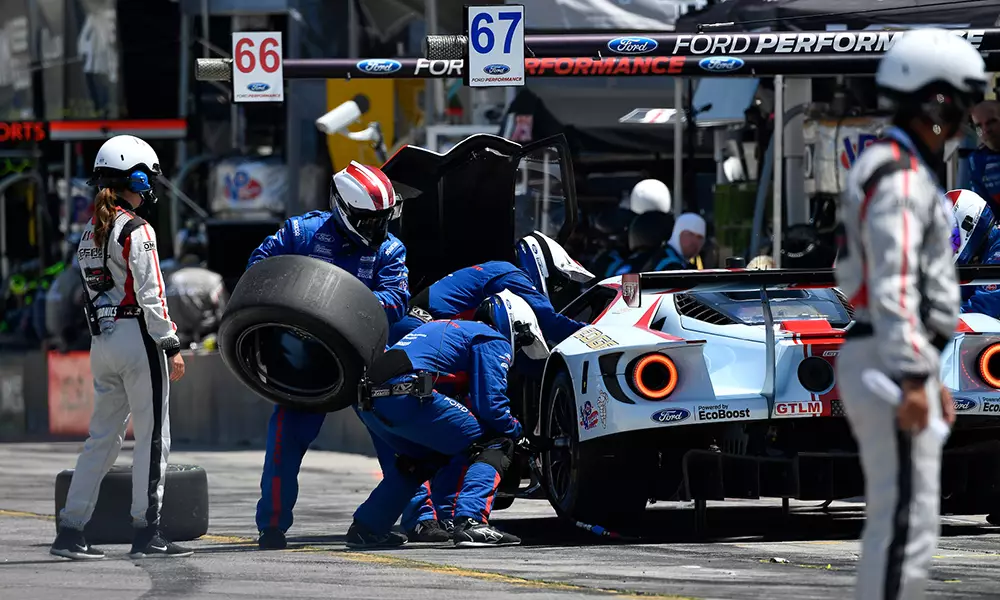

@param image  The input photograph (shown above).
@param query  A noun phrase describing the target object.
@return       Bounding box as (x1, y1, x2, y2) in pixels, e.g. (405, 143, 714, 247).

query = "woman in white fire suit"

(50, 135, 190, 560)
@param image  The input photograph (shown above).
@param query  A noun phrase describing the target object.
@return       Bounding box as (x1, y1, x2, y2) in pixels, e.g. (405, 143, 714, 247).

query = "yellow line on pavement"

(1, 508, 697, 599)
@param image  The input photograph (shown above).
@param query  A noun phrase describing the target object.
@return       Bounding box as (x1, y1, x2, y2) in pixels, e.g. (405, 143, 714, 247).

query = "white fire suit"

(835, 126, 959, 600)
(59, 205, 180, 531)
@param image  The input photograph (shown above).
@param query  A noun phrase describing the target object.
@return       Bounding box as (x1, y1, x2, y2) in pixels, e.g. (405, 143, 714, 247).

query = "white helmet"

(516, 230, 594, 306)
(629, 179, 672, 214)
(89, 135, 162, 204)
(474, 289, 550, 362)
(875, 29, 987, 130)
(948, 188, 995, 264)
(330, 161, 400, 249)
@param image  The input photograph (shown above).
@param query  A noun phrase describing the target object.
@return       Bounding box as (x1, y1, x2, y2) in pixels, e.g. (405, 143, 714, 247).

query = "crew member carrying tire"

(386, 232, 593, 540)
(50, 135, 191, 561)
(251, 161, 410, 551)
(835, 29, 986, 599)
(350, 291, 549, 548)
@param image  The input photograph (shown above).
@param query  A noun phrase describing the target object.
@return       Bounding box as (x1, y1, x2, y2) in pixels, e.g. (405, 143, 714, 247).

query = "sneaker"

(452, 517, 521, 547)
(129, 530, 194, 559)
(345, 521, 407, 549)
(258, 527, 287, 550)
(406, 519, 451, 543)
(439, 518, 455, 534)
(50, 528, 105, 560)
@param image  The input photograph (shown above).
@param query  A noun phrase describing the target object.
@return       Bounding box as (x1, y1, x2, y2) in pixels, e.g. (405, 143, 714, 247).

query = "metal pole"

(348, 0, 360, 57)
(285, 10, 301, 217)
(175, 13, 192, 258)
(714, 128, 724, 184)
(230, 15, 241, 151)
(426, 0, 444, 127)
(773, 75, 784, 268)
(201, 0, 210, 59)
(673, 78, 684, 218)
(685, 78, 696, 212)
(62, 142, 71, 257)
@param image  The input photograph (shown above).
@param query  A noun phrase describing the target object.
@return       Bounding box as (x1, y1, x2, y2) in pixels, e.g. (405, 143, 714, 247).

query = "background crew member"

(646, 212, 706, 271)
(969, 100, 1000, 211)
(949, 188, 1000, 318)
(51, 135, 190, 560)
(835, 29, 986, 600)
(251, 161, 409, 550)
(350, 291, 548, 548)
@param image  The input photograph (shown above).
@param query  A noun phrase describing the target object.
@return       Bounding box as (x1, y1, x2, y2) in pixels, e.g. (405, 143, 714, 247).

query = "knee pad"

(468, 437, 515, 475)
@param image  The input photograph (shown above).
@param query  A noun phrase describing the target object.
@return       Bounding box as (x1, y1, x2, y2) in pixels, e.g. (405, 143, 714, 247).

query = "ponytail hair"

(92, 188, 118, 248)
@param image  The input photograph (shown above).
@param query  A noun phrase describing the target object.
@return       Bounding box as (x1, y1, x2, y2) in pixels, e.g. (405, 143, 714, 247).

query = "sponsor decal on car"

(953, 397, 977, 412)
(597, 389, 609, 429)
(698, 56, 744, 72)
(774, 401, 822, 417)
(650, 407, 690, 425)
(356, 59, 402, 74)
(580, 400, 600, 431)
(982, 399, 1000, 414)
(572, 327, 617, 350)
(607, 36, 658, 55)
(525, 56, 685, 76)
(697, 403, 752, 422)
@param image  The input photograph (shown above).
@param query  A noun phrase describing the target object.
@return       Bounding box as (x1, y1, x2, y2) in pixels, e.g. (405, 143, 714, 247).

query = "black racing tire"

(219, 255, 389, 413)
(541, 371, 650, 524)
(54, 464, 209, 545)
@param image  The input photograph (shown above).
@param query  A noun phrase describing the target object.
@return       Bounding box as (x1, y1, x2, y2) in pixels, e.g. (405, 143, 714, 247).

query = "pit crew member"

(646, 212, 707, 271)
(349, 291, 549, 548)
(250, 161, 409, 550)
(835, 29, 985, 600)
(969, 100, 1000, 211)
(949, 188, 1000, 318)
(52, 135, 191, 560)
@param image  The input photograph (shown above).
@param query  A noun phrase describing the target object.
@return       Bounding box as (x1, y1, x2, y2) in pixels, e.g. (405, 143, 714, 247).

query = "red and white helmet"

(947, 188, 994, 263)
(330, 161, 399, 248)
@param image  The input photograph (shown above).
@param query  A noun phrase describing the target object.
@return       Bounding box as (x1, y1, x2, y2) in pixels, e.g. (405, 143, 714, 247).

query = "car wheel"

(55, 464, 209, 544)
(541, 370, 649, 524)
(218, 255, 388, 413)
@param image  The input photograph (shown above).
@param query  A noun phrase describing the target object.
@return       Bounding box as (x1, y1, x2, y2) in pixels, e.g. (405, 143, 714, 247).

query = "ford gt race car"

(510, 268, 1000, 525)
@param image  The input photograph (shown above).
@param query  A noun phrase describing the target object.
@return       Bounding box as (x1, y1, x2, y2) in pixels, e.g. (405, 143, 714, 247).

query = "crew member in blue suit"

(969, 100, 1000, 212)
(251, 161, 409, 550)
(950, 188, 1000, 318)
(648, 212, 706, 271)
(349, 291, 550, 548)
(390, 231, 593, 347)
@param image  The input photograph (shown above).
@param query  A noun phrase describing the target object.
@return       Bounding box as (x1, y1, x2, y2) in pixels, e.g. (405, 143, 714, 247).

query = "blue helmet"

(473, 289, 550, 363)
(516, 231, 595, 300)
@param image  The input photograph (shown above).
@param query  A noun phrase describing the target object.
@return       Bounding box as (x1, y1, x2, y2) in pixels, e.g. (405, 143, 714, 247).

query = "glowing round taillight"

(978, 344, 1000, 389)
(630, 354, 678, 400)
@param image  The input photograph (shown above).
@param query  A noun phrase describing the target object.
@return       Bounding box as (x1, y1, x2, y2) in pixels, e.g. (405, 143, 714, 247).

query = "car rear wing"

(622, 265, 1000, 308)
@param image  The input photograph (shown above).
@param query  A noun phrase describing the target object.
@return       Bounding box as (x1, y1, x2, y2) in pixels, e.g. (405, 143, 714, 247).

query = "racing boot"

(345, 520, 407, 549)
(128, 525, 194, 559)
(406, 519, 451, 542)
(452, 517, 521, 547)
(258, 527, 287, 550)
(50, 527, 105, 560)
(439, 518, 455, 535)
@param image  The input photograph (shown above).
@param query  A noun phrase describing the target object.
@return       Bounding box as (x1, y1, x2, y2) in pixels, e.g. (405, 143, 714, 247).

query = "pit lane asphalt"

(3, 443, 1000, 599)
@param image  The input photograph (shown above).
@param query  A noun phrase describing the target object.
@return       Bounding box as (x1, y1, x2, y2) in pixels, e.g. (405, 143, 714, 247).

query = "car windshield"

(688, 288, 852, 327)
(515, 145, 566, 239)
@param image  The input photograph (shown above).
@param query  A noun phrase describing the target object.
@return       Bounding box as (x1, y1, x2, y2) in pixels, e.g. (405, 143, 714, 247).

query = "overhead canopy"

(676, 0, 1000, 32)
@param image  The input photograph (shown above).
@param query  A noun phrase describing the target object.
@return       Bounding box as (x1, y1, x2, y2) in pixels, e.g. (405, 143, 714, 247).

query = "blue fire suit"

(389, 261, 587, 347)
(251, 210, 411, 533)
(353, 320, 521, 534)
(961, 223, 1000, 319)
(969, 146, 1000, 214)
(648, 244, 691, 272)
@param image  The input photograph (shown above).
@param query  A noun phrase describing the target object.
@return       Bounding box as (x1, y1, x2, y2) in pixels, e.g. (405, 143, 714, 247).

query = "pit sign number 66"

(465, 5, 525, 88)
(232, 32, 284, 103)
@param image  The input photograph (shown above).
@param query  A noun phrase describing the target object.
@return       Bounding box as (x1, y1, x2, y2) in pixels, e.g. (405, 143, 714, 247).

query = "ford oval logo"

(483, 63, 511, 75)
(698, 56, 745, 73)
(247, 82, 270, 92)
(651, 408, 690, 425)
(607, 36, 658, 55)
(954, 397, 977, 412)
(356, 59, 402, 74)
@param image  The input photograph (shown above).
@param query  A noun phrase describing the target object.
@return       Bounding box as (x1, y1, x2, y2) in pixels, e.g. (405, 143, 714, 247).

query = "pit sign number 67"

(232, 31, 284, 103)
(465, 5, 525, 88)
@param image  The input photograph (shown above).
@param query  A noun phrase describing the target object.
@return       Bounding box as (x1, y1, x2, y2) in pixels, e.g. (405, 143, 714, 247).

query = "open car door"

(382, 133, 578, 295)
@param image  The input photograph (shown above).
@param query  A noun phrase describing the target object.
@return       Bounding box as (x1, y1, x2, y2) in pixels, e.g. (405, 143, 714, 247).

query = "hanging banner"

(0, 1, 34, 120)
(47, 350, 134, 438)
(209, 156, 289, 215)
(803, 117, 890, 196)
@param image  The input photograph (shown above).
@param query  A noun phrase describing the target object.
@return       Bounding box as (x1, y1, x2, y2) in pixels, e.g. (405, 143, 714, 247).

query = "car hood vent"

(674, 293, 736, 326)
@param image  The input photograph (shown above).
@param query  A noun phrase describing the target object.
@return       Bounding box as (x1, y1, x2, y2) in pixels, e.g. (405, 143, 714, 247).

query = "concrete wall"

(0, 349, 375, 457)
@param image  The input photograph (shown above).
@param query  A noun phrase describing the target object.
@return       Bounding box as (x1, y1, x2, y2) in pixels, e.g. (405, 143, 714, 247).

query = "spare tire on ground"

(54, 464, 209, 544)
(218, 254, 388, 413)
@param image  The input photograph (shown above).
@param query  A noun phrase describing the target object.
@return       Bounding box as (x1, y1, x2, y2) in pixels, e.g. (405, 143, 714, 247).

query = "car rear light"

(798, 357, 835, 393)
(629, 353, 678, 400)
(978, 343, 1000, 389)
